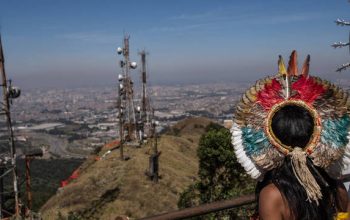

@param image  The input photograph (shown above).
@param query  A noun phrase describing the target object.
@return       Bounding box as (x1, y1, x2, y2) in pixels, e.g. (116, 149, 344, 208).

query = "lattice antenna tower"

(333, 12, 350, 72)
(0, 34, 21, 218)
(116, 35, 139, 159)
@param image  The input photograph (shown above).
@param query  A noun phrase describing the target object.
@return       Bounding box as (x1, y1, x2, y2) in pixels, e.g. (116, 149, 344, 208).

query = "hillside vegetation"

(40, 117, 213, 219)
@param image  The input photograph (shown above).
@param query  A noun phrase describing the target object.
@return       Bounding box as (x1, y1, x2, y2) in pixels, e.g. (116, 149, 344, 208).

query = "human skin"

(259, 181, 349, 220)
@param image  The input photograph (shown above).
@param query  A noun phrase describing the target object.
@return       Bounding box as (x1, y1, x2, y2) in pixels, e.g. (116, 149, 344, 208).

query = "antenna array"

(333, 10, 350, 72)
(116, 36, 157, 167)
(117, 35, 139, 159)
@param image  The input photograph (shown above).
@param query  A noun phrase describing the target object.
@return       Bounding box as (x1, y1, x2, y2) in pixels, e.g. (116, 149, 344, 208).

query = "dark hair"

(271, 105, 314, 148)
(256, 104, 338, 219)
(256, 158, 337, 220)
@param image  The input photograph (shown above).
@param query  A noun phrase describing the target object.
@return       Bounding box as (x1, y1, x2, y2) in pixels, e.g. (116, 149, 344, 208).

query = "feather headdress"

(231, 51, 350, 203)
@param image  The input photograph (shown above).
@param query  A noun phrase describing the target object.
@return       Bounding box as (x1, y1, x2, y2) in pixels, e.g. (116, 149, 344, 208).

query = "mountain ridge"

(40, 117, 214, 219)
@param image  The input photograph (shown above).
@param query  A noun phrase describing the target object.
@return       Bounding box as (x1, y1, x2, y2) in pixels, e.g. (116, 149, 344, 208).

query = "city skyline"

(1, 0, 350, 89)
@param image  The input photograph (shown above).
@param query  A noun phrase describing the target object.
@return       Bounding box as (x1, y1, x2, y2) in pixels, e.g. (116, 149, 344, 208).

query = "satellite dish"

(119, 84, 124, 90)
(136, 106, 141, 112)
(129, 62, 137, 69)
(117, 47, 123, 55)
(118, 74, 123, 81)
(8, 87, 21, 99)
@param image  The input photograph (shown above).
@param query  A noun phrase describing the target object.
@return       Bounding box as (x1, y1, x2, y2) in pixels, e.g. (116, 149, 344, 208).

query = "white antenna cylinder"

(117, 47, 123, 54)
(129, 62, 137, 69)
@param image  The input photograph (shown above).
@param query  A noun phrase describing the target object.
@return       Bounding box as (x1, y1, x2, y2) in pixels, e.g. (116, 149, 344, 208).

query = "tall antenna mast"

(138, 50, 154, 141)
(138, 50, 149, 142)
(139, 52, 159, 181)
(140, 50, 147, 123)
(0, 34, 21, 218)
(116, 35, 139, 158)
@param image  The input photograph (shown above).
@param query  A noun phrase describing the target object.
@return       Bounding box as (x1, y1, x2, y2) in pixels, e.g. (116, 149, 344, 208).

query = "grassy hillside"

(40, 117, 213, 219)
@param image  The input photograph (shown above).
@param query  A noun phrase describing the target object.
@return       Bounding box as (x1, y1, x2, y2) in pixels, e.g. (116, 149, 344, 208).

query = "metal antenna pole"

(152, 111, 159, 183)
(25, 156, 32, 214)
(140, 50, 147, 122)
(0, 34, 20, 217)
(139, 50, 148, 141)
(138, 50, 154, 139)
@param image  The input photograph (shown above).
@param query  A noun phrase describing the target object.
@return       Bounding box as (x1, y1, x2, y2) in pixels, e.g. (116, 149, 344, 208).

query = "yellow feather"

(278, 55, 288, 76)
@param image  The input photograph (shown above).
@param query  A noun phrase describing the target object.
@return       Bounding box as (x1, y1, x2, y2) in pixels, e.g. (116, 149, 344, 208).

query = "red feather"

(257, 79, 284, 111)
(291, 76, 325, 104)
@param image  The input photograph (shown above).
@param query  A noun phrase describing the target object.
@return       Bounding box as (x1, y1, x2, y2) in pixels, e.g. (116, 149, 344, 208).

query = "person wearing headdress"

(231, 51, 350, 220)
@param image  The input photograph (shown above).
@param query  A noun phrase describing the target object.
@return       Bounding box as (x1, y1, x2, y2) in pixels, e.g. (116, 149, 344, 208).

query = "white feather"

(232, 138, 242, 146)
(235, 148, 244, 155)
(231, 123, 262, 179)
(251, 169, 261, 179)
(232, 129, 242, 135)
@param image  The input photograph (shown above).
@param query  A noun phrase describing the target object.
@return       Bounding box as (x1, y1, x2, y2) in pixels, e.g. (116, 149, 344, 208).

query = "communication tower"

(116, 35, 139, 159)
(0, 35, 21, 218)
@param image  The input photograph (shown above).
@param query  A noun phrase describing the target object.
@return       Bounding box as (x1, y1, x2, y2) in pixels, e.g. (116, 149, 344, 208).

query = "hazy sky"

(0, 0, 350, 89)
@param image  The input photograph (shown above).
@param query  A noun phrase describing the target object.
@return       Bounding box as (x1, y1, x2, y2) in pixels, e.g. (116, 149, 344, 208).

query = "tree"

(178, 123, 255, 219)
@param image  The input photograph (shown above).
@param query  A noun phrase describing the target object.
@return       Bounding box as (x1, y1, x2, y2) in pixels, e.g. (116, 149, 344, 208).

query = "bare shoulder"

(260, 183, 282, 200)
(259, 183, 285, 220)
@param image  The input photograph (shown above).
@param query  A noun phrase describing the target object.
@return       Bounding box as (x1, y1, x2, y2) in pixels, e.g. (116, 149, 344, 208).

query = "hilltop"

(40, 117, 214, 219)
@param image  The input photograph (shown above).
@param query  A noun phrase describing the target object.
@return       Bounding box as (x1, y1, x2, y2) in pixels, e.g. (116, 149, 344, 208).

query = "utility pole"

(116, 35, 139, 159)
(0, 34, 21, 218)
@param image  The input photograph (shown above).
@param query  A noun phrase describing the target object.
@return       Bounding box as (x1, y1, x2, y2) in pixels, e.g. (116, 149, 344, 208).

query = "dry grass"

(40, 117, 212, 219)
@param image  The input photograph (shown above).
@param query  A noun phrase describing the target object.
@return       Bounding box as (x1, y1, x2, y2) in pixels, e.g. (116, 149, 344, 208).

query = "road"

(20, 132, 86, 159)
